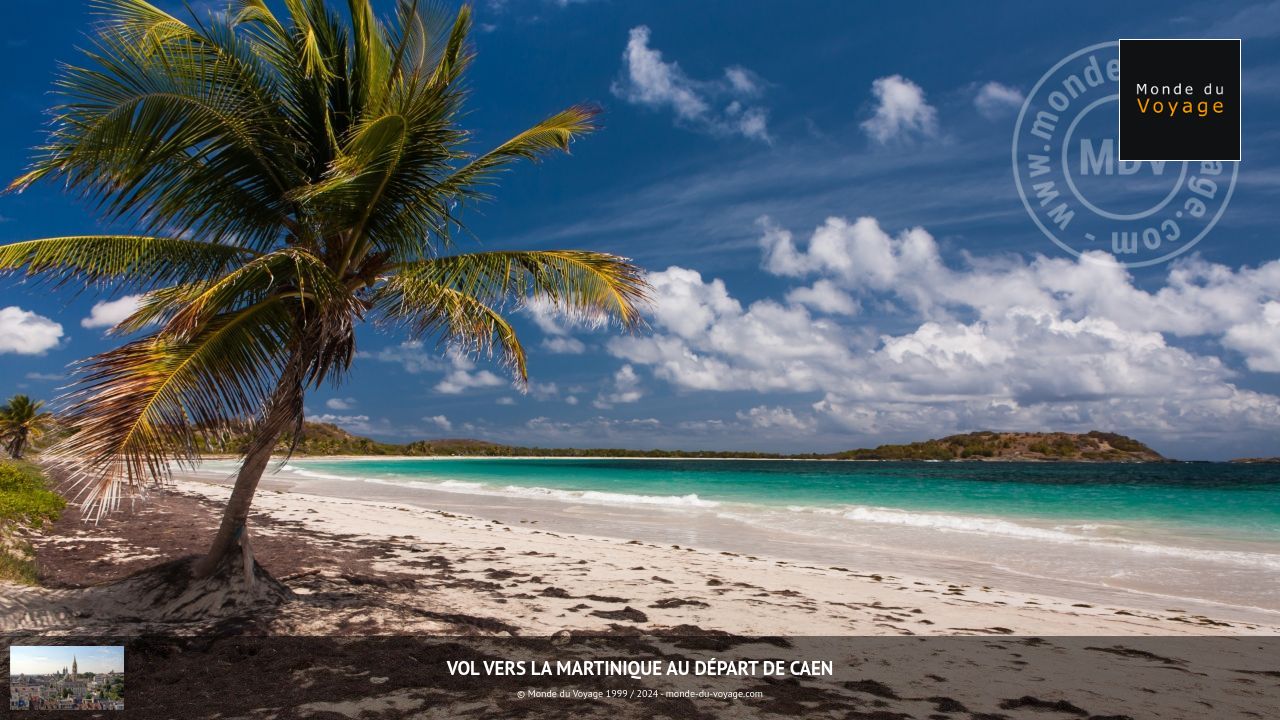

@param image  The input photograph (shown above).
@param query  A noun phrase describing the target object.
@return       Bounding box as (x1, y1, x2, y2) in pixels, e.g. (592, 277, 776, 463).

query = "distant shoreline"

(201, 427, 1175, 462)
(199, 454, 1189, 463)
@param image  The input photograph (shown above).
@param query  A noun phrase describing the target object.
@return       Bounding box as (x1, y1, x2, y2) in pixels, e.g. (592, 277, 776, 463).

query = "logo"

(1119, 39, 1241, 161)
(1013, 42, 1238, 268)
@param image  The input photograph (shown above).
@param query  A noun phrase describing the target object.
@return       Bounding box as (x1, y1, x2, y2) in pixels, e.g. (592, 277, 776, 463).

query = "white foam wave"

(274, 463, 718, 508)
(258, 462, 1277, 569)
(497, 484, 718, 508)
(785, 504, 1280, 570)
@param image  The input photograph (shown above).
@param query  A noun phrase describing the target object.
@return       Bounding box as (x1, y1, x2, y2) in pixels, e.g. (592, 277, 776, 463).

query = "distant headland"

(199, 425, 1168, 462)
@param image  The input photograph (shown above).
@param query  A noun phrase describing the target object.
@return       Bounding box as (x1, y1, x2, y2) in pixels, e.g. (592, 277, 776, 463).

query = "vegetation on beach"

(0, 0, 649, 589)
(0, 460, 65, 583)
(832, 431, 1164, 462)
(200, 422, 1166, 462)
(0, 394, 56, 459)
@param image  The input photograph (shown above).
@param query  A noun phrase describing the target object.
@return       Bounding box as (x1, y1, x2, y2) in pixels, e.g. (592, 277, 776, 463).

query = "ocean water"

(219, 458, 1280, 614)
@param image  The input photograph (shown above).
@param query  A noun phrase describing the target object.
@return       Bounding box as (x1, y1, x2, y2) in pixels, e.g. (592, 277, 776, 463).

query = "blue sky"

(3, 1, 1280, 459)
(9, 645, 123, 675)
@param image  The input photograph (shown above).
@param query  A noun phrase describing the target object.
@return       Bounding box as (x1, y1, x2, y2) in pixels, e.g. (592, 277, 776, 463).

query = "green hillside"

(197, 424, 1163, 462)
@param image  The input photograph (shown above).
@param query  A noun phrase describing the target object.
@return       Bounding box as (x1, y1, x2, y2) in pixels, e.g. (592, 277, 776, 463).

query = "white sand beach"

(158, 470, 1280, 636)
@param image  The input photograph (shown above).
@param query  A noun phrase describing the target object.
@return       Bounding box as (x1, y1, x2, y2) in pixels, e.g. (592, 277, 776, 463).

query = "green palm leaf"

(0, 235, 256, 292)
(53, 299, 299, 517)
(8, 0, 653, 542)
(375, 250, 647, 383)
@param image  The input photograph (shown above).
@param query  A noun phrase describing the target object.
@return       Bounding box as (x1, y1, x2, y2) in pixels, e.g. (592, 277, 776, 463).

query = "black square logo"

(1119, 39, 1240, 161)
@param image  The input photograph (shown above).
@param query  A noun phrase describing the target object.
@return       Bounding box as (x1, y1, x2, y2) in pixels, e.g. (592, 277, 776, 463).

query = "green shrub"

(0, 461, 64, 584)
(0, 461, 65, 529)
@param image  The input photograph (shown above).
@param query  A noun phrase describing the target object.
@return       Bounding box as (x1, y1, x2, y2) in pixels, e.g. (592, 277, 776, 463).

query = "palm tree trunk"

(11, 431, 26, 459)
(191, 348, 307, 579)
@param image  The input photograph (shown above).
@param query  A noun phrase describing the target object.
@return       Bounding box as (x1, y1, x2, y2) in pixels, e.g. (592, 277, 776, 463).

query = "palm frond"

(153, 247, 353, 340)
(11, 1, 301, 248)
(389, 250, 648, 324)
(374, 250, 648, 382)
(438, 104, 600, 199)
(51, 299, 299, 517)
(10, 0, 653, 520)
(377, 281, 527, 381)
(0, 235, 256, 292)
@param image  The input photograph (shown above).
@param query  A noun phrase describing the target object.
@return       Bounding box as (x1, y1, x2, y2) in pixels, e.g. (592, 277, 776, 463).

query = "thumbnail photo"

(8, 646, 123, 711)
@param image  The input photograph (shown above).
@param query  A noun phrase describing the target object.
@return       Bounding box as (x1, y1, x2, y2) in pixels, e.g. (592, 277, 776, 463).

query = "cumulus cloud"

(608, 217, 1280, 448)
(530, 382, 560, 401)
(366, 341, 508, 394)
(525, 297, 596, 354)
(0, 307, 63, 355)
(325, 397, 356, 410)
(435, 351, 506, 394)
(522, 415, 664, 444)
(974, 81, 1024, 119)
(736, 405, 816, 431)
(1222, 302, 1280, 371)
(307, 413, 372, 432)
(785, 279, 859, 315)
(81, 295, 143, 329)
(364, 340, 445, 374)
(612, 25, 771, 141)
(861, 75, 938, 143)
(425, 414, 453, 432)
(305, 412, 436, 438)
(594, 364, 645, 408)
(608, 266, 853, 393)
(543, 337, 586, 354)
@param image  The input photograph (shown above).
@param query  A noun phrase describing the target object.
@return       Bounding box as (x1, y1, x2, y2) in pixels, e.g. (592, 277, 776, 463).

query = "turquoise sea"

(286, 458, 1280, 542)
(222, 457, 1280, 613)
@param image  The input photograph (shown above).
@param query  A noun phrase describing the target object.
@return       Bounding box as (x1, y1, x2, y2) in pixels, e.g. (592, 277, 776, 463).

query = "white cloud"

(308, 413, 371, 430)
(364, 340, 445, 374)
(496, 396, 517, 405)
(530, 382, 560, 401)
(0, 306, 63, 355)
(1222, 301, 1280, 371)
(525, 297, 596, 354)
(81, 294, 143, 329)
(609, 266, 853, 393)
(785, 279, 859, 315)
(861, 75, 938, 143)
(523, 415, 663, 443)
(425, 414, 453, 432)
(608, 217, 1280, 449)
(593, 364, 645, 408)
(736, 405, 816, 431)
(435, 350, 506, 394)
(724, 66, 762, 95)
(612, 25, 771, 142)
(25, 371, 64, 381)
(325, 397, 356, 411)
(543, 336, 586, 354)
(974, 81, 1024, 119)
(305, 412, 432, 439)
(366, 342, 508, 394)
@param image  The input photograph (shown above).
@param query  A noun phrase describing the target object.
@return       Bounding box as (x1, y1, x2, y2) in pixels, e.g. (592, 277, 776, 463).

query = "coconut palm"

(0, 395, 55, 459)
(0, 0, 647, 582)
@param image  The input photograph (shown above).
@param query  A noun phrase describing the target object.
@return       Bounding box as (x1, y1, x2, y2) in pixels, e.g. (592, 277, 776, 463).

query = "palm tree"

(0, 0, 648, 582)
(0, 395, 55, 459)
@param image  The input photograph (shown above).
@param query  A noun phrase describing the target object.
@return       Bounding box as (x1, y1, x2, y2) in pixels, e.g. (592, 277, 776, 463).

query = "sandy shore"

(4, 471, 1279, 718)
(7, 469, 1273, 637)
(204, 477, 1280, 636)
